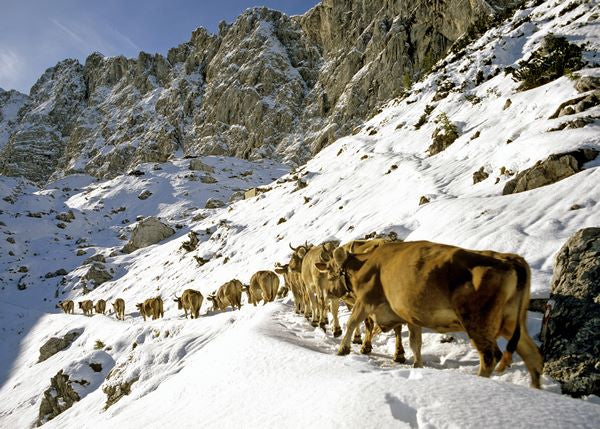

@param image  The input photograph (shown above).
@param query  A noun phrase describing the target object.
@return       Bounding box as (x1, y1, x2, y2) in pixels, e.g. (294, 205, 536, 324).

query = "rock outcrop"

(502, 149, 599, 195)
(542, 228, 600, 397)
(0, 1, 521, 183)
(122, 217, 175, 253)
(37, 370, 84, 426)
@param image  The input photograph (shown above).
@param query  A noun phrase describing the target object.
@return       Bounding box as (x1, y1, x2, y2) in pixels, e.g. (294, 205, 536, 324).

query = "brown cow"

(301, 240, 341, 333)
(112, 298, 125, 320)
(174, 289, 204, 319)
(136, 297, 164, 321)
(78, 300, 93, 316)
(56, 300, 74, 314)
(247, 270, 279, 305)
(94, 299, 106, 315)
(208, 279, 243, 311)
(275, 243, 312, 316)
(315, 240, 543, 388)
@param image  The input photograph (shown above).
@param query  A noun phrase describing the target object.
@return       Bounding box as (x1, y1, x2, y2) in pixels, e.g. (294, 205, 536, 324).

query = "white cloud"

(0, 48, 25, 89)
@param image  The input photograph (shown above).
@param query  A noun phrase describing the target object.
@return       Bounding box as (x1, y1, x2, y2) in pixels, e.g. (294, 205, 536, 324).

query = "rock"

(189, 158, 215, 173)
(503, 149, 599, 195)
(6, 237, 15, 244)
(541, 228, 600, 397)
(127, 169, 145, 176)
(38, 331, 81, 363)
(503, 98, 512, 110)
(228, 191, 245, 203)
(57, 222, 67, 229)
(55, 211, 75, 222)
(244, 188, 258, 199)
(84, 254, 106, 265)
(574, 75, 600, 93)
(200, 174, 218, 184)
(122, 217, 175, 253)
(103, 377, 138, 410)
(18, 266, 28, 273)
(37, 370, 84, 426)
(138, 190, 152, 200)
(205, 198, 225, 209)
(418, 196, 430, 205)
(45, 269, 68, 278)
(180, 231, 199, 252)
(549, 91, 600, 119)
(76, 249, 87, 256)
(472, 167, 489, 184)
(82, 262, 113, 286)
(27, 211, 43, 218)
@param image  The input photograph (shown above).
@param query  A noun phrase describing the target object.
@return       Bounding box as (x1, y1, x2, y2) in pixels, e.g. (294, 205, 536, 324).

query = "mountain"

(0, 0, 599, 427)
(0, 0, 523, 184)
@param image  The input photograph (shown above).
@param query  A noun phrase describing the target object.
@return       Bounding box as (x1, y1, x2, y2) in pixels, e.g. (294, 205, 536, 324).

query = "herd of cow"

(56, 237, 544, 389)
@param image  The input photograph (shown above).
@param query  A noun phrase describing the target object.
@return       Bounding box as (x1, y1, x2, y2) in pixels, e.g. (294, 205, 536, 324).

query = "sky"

(0, 0, 319, 94)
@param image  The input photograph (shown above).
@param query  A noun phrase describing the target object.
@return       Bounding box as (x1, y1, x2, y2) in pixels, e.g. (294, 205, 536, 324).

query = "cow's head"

(173, 294, 183, 309)
(314, 246, 350, 298)
(274, 263, 288, 275)
(136, 302, 145, 315)
(207, 293, 221, 310)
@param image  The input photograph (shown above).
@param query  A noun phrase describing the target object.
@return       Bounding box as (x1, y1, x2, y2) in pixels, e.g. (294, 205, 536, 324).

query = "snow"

(1, 0, 600, 427)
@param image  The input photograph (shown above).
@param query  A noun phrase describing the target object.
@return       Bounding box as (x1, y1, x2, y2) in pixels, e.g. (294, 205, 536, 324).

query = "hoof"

(413, 361, 423, 368)
(333, 328, 343, 338)
(337, 345, 351, 356)
(311, 320, 319, 328)
(352, 336, 362, 345)
(360, 344, 372, 355)
(394, 354, 406, 364)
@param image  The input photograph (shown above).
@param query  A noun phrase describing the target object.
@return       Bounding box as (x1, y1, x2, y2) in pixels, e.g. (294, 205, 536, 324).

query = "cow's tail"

(496, 257, 529, 372)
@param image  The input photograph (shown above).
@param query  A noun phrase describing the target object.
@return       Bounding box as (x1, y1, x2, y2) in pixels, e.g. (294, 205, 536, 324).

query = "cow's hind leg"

(360, 317, 375, 354)
(516, 329, 543, 388)
(339, 300, 369, 356)
(408, 324, 423, 367)
(393, 325, 407, 363)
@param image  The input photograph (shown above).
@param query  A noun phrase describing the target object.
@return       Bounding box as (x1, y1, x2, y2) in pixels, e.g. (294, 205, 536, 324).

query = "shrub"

(94, 340, 105, 350)
(427, 113, 459, 156)
(512, 34, 584, 91)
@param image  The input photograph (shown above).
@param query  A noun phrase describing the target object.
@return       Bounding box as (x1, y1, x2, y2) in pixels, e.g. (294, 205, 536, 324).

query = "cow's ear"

(333, 247, 348, 267)
(315, 262, 328, 272)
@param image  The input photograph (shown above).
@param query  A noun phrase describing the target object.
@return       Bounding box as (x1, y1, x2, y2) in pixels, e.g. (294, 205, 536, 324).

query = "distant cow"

(94, 299, 106, 315)
(208, 280, 243, 311)
(136, 297, 164, 321)
(315, 240, 543, 388)
(78, 300, 94, 316)
(112, 298, 125, 320)
(247, 270, 279, 305)
(56, 300, 74, 314)
(174, 289, 204, 319)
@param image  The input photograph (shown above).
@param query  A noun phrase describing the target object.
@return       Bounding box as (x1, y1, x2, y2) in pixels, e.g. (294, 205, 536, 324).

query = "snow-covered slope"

(1, 0, 599, 427)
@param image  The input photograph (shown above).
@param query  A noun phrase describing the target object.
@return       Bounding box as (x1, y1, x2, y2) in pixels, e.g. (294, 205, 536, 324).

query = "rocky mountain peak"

(0, 0, 523, 184)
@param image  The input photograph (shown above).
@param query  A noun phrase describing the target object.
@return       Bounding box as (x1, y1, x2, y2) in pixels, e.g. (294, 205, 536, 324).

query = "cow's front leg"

(339, 299, 368, 356)
(329, 297, 342, 337)
(393, 325, 406, 363)
(317, 291, 328, 331)
(408, 324, 423, 368)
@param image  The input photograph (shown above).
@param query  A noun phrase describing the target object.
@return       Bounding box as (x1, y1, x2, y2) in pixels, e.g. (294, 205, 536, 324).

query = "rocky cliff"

(0, 0, 522, 183)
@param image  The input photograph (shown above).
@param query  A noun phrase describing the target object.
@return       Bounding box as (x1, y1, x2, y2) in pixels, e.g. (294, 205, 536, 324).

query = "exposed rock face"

(103, 377, 138, 410)
(38, 331, 81, 362)
(502, 149, 599, 195)
(0, 88, 28, 151)
(82, 262, 113, 286)
(122, 217, 175, 253)
(37, 370, 84, 426)
(542, 228, 600, 397)
(0, 1, 520, 183)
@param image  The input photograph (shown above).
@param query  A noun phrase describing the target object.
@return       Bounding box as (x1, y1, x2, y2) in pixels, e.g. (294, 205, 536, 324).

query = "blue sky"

(0, 0, 319, 94)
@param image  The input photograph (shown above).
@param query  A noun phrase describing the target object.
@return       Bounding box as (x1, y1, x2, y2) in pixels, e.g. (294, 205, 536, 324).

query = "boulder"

(82, 262, 112, 286)
(189, 158, 214, 173)
(45, 268, 68, 278)
(503, 149, 599, 195)
(575, 75, 600, 93)
(180, 231, 199, 252)
(84, 254, 106, 264)
(38, 331, 81, 362)
(55, 211, 75, 222)
(122, 217, 175, 253)
(205, 198, 225, 209)
(138, 190, 152, 200)
(541, 228, 600, 397)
